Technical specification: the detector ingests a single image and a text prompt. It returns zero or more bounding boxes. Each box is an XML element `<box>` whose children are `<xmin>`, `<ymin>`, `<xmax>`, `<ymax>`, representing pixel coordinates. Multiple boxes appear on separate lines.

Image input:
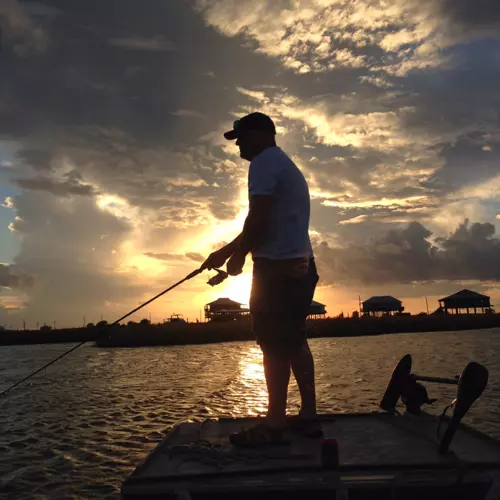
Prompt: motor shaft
<box><xmin>412</xmin><ymin>374</ymin><xmax>459</xmax><ymax>385</ymax></box>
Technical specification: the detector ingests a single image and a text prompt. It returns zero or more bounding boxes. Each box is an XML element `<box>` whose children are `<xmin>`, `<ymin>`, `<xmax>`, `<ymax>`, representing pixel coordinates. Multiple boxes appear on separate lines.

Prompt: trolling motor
<box><xmin>380</xmin><ymin>354</ymin><xmax>489</xmax><ymax>454</ymax></box>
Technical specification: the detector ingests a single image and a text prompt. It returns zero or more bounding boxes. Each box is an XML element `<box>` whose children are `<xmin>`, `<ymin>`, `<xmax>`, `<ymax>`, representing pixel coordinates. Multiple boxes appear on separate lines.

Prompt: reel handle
<box><xmin>207</xmin><ymin>268</ymin><xmax>229</xmax><ymax>287</ymax></box>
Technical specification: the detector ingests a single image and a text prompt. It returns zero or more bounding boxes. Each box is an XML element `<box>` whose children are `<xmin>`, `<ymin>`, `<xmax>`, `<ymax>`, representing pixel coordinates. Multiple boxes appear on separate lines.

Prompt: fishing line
<box><xmin>0</xmin><ymin>267</ymin><xmax>229</xmax><ymax>398</ymax></box>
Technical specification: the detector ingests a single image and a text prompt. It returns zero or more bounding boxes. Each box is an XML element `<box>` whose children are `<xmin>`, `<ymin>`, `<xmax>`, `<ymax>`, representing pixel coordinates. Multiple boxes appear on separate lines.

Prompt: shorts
<box><xmin>249</xmin><ymin>256</ymin><xmax>319</xmax><ymax>355</ymax></box>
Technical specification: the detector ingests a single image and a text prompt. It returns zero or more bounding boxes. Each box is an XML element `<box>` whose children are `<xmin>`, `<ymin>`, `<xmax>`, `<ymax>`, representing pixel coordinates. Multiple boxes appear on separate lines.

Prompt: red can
<box><xmin>321</xmin><ymin>437</ymin><xmax>340</xmax><ymax>470</ymax></box>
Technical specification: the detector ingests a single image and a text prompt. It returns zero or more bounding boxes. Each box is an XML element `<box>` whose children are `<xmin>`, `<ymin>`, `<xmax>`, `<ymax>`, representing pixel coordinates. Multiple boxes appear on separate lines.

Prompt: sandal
<box><xmin>288</xmin><ymin>416</ymin><xmax>323</xmax><ymax>438</ymax></box>
<box><xmin>229</xmin><ymin>422</ymin><xmax>291</xmax><ymax>447</ymax></box>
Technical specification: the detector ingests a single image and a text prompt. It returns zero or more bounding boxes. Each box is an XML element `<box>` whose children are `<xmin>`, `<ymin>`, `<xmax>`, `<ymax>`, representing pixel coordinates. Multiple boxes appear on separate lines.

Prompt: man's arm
<box><xmin>236</xmin><ymin>195</ymin><xmax>274</xmax><ymax>255</ymax></box>
<box><xmin>220</xmin><ymin>232</ymin><xmax>242</xmax><ymax>256</ymax></box>
<box><xmin>202</xmin><ymin>196</ymin><xmax>272</xmax><ymax>272</ymax></box>
<box><xmin>218</xmin><ymin>196</ymin><xmax>274</xmax><ymax>258</ymax></box>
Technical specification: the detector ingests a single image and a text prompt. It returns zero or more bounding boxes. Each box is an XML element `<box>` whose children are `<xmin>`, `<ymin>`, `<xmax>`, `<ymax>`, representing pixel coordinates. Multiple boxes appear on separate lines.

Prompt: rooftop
<box><xmin>439</xmin><ymin>289</ymin><xmax>490</xmax><ymax>301</ymax></box>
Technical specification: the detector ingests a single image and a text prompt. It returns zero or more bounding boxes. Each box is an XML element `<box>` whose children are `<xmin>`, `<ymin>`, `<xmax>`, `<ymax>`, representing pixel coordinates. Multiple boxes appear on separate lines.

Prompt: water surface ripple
<box><xmin>1</xmin><ymin>329</ymin><xmax>500</xmax><ymax>499</ymax></box>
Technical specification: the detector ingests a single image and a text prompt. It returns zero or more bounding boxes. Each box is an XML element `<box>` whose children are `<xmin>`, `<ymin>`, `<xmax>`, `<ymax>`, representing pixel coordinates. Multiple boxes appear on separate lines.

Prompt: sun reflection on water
<box><xmin>235</xmin><ymin>346</ymin><xmax>268</xmax><ymax>417</ymax></box>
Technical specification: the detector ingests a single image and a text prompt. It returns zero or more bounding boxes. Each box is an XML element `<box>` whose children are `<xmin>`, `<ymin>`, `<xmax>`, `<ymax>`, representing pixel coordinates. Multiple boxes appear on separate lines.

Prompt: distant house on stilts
<box><xmin>309</xmin><ymin>300</ymin><xmax>327</xmax><ymax>319</ymax></box>
<box><xmin>435</xmin><ymin>289</ymin><xmax>493</xmax><ymax>315</ymax></box>
<box><xmin>204</xmin><ymin>298</ymin><xmax>327</xmax><ymax>322</ymax></box>
<box><xmin>362</xmin><ymin>296</ymin><xmax>404</xmax><ymax>317</ymax></box>
<box><xmin>204</xmin><ymin>298</ymin><xmax>250</xmax><ymax>322</ymax></box>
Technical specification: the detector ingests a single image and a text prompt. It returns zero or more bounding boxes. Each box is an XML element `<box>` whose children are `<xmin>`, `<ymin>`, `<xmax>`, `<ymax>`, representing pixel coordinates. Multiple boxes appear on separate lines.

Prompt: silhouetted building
<box><xmin>205</xmin><ymin>298</ymin><xmax>250</xmax><ymax>322</ymax></box>
<box><xmin>309</xmin><ymin>300</ymin><xmax>327</xmax><ymax>319</ymax></box>
<box><xmin>362</xmin><ymin>296</ymin><xmax>404</xmax><ymax>317</ymax></box>
<box><xmin>205</xmin><ymin>297</ymin><xmax>327</xmax><ymax>322</ymax></box>
<box><xmin>438</xmin><ymin>289</ymin><xmax>492</xmax><ymax>315</ymax></box>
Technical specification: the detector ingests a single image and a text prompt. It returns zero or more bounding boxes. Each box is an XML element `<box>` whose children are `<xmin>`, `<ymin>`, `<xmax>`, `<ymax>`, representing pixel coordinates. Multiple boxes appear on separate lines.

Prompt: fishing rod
<box><xmin>0</xmin><ymin>267</ymin><xmax>229</xmax><ymax>398</ymax></box>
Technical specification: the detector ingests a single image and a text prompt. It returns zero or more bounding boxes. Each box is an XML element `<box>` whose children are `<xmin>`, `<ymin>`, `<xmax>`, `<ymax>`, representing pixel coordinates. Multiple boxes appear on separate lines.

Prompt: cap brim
<box><xmin>223</xmin><ymin>130</ymin><xmax>238</xmax><ymax>140</ymax></box>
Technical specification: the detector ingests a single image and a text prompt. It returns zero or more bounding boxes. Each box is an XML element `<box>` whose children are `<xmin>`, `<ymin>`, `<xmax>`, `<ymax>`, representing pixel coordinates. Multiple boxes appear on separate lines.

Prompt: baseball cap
<box><xmin>224</xmin><ymin>112</ymin><xmax>276</xmax><ymax>140</ymax></box>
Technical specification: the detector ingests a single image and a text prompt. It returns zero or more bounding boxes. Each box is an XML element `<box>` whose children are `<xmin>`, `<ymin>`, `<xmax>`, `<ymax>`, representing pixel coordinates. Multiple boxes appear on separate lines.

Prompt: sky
<box><xmin>1</xmin><ymin>0</ymin><xmax>500</xmax><ymax>329</ymax></box>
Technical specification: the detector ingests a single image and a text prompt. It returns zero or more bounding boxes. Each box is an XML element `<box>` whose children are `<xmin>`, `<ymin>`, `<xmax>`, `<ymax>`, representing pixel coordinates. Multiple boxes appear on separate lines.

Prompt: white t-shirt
<box><xmin>248</xmin><ymin>146</ymin><xmax>313</xmax><ymax>260</ymax></box>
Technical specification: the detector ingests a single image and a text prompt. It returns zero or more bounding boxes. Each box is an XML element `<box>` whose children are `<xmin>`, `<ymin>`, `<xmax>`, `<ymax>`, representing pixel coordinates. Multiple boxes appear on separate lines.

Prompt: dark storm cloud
<box><xmin>314</xmin><ymin>220</ymin><xmax>500</xmax><ymax>286</ymax></box>
<box><xmin>1</xmin><ymin>0</ymin><xmax>282</xmax><ymax>220</ymax></box>
<box><xmin>15</xmin><ymin>176</ymin><xmax>96</xmax><ymax>196</ymax></box>
<box><xmin>432</xmin><ymin>0</ymin><xmax>500</xmax><ymax>35</ymax></box>
<box><xmin>1</xmin><ymin>0</ymin><xmax>281</xmax><ymax>138</ymax></box>
<box><xmin>0</xmin><ymin>0</ymin><xmax>57</xmax><ymax>57</ymax></box>
<box><xmin>108</xmin><ymin>35</ymin><xmax>176</xmax><ymax>51</ymax></box>
<box><xmin>0</xmin><ymin>263</ymin><xmax>34</xmax><ymax>288</ymax></box>
<box><xmin>422</xmin><ymin>134</ymin><xmax>500</xmax><ymax>193</ymax></box>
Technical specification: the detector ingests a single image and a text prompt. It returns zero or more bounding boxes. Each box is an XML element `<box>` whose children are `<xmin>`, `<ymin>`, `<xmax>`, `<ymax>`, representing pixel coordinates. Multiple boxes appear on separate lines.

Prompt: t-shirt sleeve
<box><xmin>248</xmin><ymin>155</ymin><xmax>278</xmax><ymax>196</ymax></box>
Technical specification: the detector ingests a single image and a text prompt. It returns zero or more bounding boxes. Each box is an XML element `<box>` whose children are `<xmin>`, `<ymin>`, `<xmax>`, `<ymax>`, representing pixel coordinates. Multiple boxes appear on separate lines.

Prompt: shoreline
<box><xmin>1</xmin><ymin>314</ymin><xmax>499</xmax><ymax>347</ymax></box>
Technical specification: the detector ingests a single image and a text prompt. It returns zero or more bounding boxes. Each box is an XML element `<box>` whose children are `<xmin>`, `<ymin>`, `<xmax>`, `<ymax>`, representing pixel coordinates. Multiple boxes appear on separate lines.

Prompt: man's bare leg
<box><xmin>290</xmin><ymin>341</ymin><xmax>317</xmax><ymax>419</ymax></box>
<box><xmin>263</xmin><ymin>350</ymin><xmax>291</xmax><ymax>429</ymax></box>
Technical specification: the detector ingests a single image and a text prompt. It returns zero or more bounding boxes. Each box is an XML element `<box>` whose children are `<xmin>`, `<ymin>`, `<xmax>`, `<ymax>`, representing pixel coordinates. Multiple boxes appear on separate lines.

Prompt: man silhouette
<box><xmin>202</xmin><ymin>112</ymin><xmax>321</xmax><ymax>446</ymax></box>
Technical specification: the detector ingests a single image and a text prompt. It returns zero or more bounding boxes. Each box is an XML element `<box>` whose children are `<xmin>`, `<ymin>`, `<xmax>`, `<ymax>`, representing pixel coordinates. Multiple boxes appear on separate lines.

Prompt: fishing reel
<box><xmin>380</xmin><ymin>354</ymin><xmax>489</xmax><ymax>454</ymax></box>
<box><xmin>207</xmin><ymin>268</ymin><xmax>229</xmax><ymax>287</ymax></box>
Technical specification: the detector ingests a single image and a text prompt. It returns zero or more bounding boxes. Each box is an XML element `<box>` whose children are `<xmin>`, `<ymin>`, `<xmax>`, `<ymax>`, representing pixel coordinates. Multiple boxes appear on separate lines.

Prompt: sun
<box><xmin>219</xmin><ymin>272</ymin><xmax>252</xmax><ymax>306</ymax></box>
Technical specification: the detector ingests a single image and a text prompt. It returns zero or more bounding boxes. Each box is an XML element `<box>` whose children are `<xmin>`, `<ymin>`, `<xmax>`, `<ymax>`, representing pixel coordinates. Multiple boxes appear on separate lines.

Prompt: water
<box><xmin>1</xmin><ymin>329</ymin><xmax>500</xmax><ymax>499</ymax></box>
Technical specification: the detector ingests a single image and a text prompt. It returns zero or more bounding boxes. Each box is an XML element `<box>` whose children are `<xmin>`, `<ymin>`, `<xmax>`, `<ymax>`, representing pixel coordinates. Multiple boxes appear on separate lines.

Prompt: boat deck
<box><xmin>121</xmin><ymin>412</ymin><xmax>500</xmax><ymax>499</ymax></box>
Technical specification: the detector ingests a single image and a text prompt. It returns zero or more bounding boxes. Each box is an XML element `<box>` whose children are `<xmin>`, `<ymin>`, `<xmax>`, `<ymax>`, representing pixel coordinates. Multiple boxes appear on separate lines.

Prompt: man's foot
<box><xmin>288</xmin><ymin>415</ymin><xmax>323</xmax><ymax>438</ymax></box>
<box><xmin>229</xmin><ymin>421</ymin><xmax>291</xmax><ymax>447</ymax></box>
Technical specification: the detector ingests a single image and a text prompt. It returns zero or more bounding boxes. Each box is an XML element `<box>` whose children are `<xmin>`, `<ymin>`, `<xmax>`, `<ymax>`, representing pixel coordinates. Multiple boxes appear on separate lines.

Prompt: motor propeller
<box><xmin>438</xmin><ymin>361</ymin><xmax>489</xmax><ymax>454</ymax></box>
<box><xmin>380</xmin><ymin>354</ymin><xmax>489</xmax><ymax>454</ymax></box>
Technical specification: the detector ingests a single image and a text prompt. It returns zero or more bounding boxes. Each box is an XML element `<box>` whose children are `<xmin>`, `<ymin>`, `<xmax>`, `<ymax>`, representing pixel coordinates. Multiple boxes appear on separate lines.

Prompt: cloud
<box><xmin>0</xmin><ymin>0</ymin><xmax>54</xmax><ymax>56</ymax></box>
<box><xmin>15</xmin><ymin>176</ymin><xmax>96</xmax><ymax>196</ymax></box>
<box><xmin>0</xmin><ymin>303</ymin><xmax>8</xmax><ymax>325</ymax></box>
<box><xmin>339</xmin><ymin>215</ymin><xmax>369</xmax><ymax>225</ymax></box>
<box><xmin>429</xmin><ymin>0</ymin><xmax>500</xmax><ymax>38</ymax></box>
<box><xmin>0</xmin><ymin>0</ymin><xmax>285</xmax><ymax>326</ymax></box>
<box><xmin>144</xmin><ymin>251</ymin><xmax>205</xmax><ymax>263</ymax></box>
<box><xmin>0</xmin><ymin>263</ymin><xmax>34</xmax><ymax>289</ymax></box>
<box><xmin>170</xmin><ymin>109</ymin><xmax>206</xmax><ymax>118</ymax></box>
<box><xmin>315</xmin><ymin>219</ymin><xmax>500</xmax><ymax>286</ymax></box>
<box><xmin>1</xmin><ymin>0</ymin><xmax>500</xmax><ymax>324</ymax></box>
<box><xmin>108</xmin><ymin>35</ymin><xmax>176</xmax><ymax>51</ymax></box>
<box><xmin>1</xmin><ymin>197</ymin><xmax>14</xmax><ymax>208</ymax></box>
<box><xmin>185</xmin><ymin>252</ymin><xmax>205</xmax><ymax>262</ymax></box>
<box><xmin>198</xmin><ymin>0</ymin><xmax>500</xmax><ymax>80</ymax></box>
<box><xmin>4</xmin><ymin>190</ymin><xmax>154</xmax><ymax>323</ymax></box>
<box><xmin>197</xmin><ymin>0</ymin><xmax>444</xmax><ymax>75</ymax></box>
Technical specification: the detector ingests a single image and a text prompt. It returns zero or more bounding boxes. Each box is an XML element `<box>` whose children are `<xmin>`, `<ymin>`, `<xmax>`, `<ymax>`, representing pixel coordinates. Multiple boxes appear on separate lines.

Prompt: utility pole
<box><xmin>358</xmin><ymin>295</ymin><xmax>362</xmax><ymax>314</ymax></box>
<box><xmin>83</xmin><ymin>315</ymin><xmax>86</xmax><ymax>327</ymax></box>
<box><xmin>425</xmin><ymin>297</ymin><xmax>429</xmax><ymax>315</ymax></box>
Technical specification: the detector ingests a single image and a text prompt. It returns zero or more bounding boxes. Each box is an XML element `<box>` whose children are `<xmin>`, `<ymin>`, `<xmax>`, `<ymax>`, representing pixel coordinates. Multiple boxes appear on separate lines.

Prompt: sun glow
<box><xmin>96</xmin><ymin>194</ymin><xmax>139</xmax><ymax>220</ymax></box>
<box><xmin>118</xmin><ymin>246</ymin><xmax>167</xmax><ymax>275</ymax></box>
<box><xmin>218</xmin><ymin>272</ymin><xmax>252</xmax><ymax>306</ymax></box>
<box><xmin>177</xmin><ymin>186</ymin><xmax>249</xmax><ymax>256</ymax></box>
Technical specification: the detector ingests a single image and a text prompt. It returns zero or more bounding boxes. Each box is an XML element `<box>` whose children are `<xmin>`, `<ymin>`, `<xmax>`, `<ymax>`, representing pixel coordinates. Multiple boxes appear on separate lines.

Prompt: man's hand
<box><xmin>201</xmin><ymin>247</ymin><xmax>231</xmax><ymax>271</ymax></box>
<box><xmin>226</xmin><ymin>251</ymin><xmax>246</xmax><ymax>276</ymax></box>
